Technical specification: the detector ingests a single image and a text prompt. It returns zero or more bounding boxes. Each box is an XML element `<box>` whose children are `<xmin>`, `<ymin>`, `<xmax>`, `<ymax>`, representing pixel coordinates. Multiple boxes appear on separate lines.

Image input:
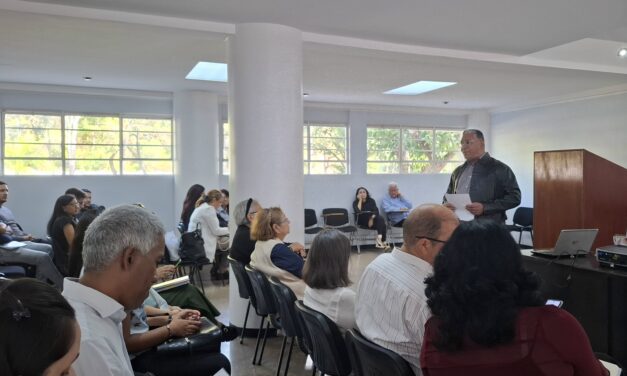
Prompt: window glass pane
<box><xmin>123</xmin><ymin>118</ymin><xmax>171</xmax><ymax>133</ymax></box>
<box><xmin>401</xmin><ymin>162</ymin><xmax>432</xmax><ymax>174</ymax></box>
<box><xmin>303</xmin><ymin>124</ymin><xmax>348</xmax><ymax>175</ymax></box>
<box><xmin>4</xmin><ymin>159</ymin><xmax>62</xmax><ymax>175</ymax></box>
<box><xmin>123</xmin><ymin>160</ymin><xmax>173</xmax><ymax>175</ymax></box>
<box><xmin>402</xmin><ymin>128</ymin><xmax>433</xmax><ymax>162</ymax></box>
<box><xmin>124</xmin><ymin>145</ymin><xmax>171</xmax><ymax>160</ymax></box>
<box><xmin>5</xmin><ymin>143</ymin><xmax>62</xmax><ymax>158</ymax></box>
<box><xmin>435</xmin><ymin>130</ymin><xmax>463</xmax><ymax>161</ymax></box>
<box><xmin>367</xmin><ymin>162</ymin><xmax>399</xmax><ymax>174</ymax></box>
<box><xmin>65</xmin><ymin>160</ymin><xmax>120</xmax><ymax>175</ymax></box>
<box><xmin>367</xmin><ymin>127</ymin><xmax>400</xmax><ymax>161</ymax></box>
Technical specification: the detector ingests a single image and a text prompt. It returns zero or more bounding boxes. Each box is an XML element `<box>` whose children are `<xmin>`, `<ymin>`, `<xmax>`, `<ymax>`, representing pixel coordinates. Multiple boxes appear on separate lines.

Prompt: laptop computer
<box><xmin>531</xmin><ymin>229</ymin><xmax>599</xmax><ymax>257</ymax></box>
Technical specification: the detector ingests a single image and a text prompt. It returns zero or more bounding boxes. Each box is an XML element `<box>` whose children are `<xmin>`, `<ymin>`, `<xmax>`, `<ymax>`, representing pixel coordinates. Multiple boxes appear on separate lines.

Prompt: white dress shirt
<box><xmin>304</xmin><ymin>286</ymin><xmax>356</xmax><ymax>330</ymax></box>
<box><xmin>355</xmin><ymin>248</ymin><xmax>432</xmax><ymax>376</ymax></box>
<box><xmin>62</xmin><ymin>278</ymin><xmax>134</xmax><ymax>376</ymax></box>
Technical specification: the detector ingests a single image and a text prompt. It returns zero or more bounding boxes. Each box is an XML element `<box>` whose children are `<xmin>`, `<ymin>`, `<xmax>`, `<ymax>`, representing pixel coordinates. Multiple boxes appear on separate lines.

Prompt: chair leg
<box><xmin>276</xmin><ymin>336</ymin><xmax>288</xmax><ymax>376</ymax></box>
<box><xmin>252</xmin><ymin>316</ymin><xmax>265</xmax><ymax>364</ymax></box>
<box><xmin>240</xmin><ymin>300</ymin><xmax>251</xmax><ymax>344</ymax></box>
<box><xmin>518</xmin><ymin>230</ymin><xmax>523</xmax><ymax>245</ymax></box>
<box><xmin>257</xmin><ymin>320</ymin><xmax>271</xmax><ymax>365</ymax></box>
<box><xmin>196</xmin><ymin>265</ymin><xmax>205</xmax><ymax>295</ymax></box>
<box><xmin>283</xmin><ymin>336</ymin><xmax>295</xmax><ymax>376</ymax></box>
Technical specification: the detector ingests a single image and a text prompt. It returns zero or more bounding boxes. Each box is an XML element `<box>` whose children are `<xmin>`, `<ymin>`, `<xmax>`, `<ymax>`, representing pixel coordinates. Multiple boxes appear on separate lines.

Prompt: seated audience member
<box><xmin>179</xmin><ymin>184</ymin><xmax>205</xmax><ymax>233</ymax></box>
<box><xmin>0</xmin><ymin>278</ymin><xmax>81</xmax><ymax>376</ymax></box>
<box><xmin>188</xmin><ymin>189</ymin><xmax>229</xmax><ymax>262</ymax></box>
<box><xmin>124</xmin><ymin>300</ymin><xmax>230</xmax><ymax>375</ymax></box>
<box><xmin>47</xmin><ymin>195</ymin><xmax>79</xmax><ymax>276</ymax></box>
<box><xmin>62</xmin><ymin>204</ymin><xmax>167</xmax><ymax>375</ymax></box>
<box><xmin>149</xmin><ymin>265</ymin><xmax>237</xmax><ymax>340</ymax></box>
<box><xmin>68</xmin><ymin>209</ymin><xmax>100</xmax><ymax>278</ymax></box>
<box><xmin>420</xmin><ymin>221</ymin><xmax>609</xmax><ymax>376</ymax></box>
<box><xmin>216</xmin><ymin>188</ymin><xmax>229</xmax><ymax>227</ymax></box>
<box><xmin>81</xmin><ymin>188</ymin><xmax>105</xmax><ymax>214</ymax></box>
<box><xmin>0</xmin><ymin>224</ymin><xmax>63</xmax><ymax>288</ymax></box>
<box><xmin>250</xmin><ymin>207</ymin><xmax>307</xmax><ymax>298</ymax></box>
<box><xmin>0</xmin><ymin>181</ymin><xmax>54</xmax><ymax>254</ymax></box>
<box><xmin>355</xmin><ymin>204</ymin><xmax>459</xmax><ymax>375</ymax></box>
<box><xmin>303</xmin><ymin>229</ymin><xmax>356</xmax><ymax>330</ymax></box>
<box><xmin>382</xmin><ymin>182</ymin><xmax>413</xmax><ymax>227</ymax></box>
<box><xmin>353</xmin><ymin>186</ymin><xmax>388</xmax><ymax>249</ymax></box>
<box><xmin>230</xmin><ymin>198</ymin><xmax>261</xmax><ymax>265</ymax></box>
<box><xmin>65</xmin><ymin>188</ymin><xmax>86</xmax><ymax>220</ymax></box>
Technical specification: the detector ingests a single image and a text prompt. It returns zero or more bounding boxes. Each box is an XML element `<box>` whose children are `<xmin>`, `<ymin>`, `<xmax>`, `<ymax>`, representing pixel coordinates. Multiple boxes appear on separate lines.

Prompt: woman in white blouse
<box><xmin>188</xmin><ymin>189</ymin><xmax>229</xmax><ymax>262</ymax></box>
<box><xmin>302</xmin><ymin>228</ymin><xmax>356</xmax><ymax>330</ymax></box>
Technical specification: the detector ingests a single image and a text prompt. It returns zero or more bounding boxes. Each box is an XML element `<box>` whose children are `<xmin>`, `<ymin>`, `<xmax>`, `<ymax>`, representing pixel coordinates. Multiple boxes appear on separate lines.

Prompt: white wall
<box><xmin>492</xmin><ymin>92</ymin><xmax>627</xmax><ymax>223</ymax></box>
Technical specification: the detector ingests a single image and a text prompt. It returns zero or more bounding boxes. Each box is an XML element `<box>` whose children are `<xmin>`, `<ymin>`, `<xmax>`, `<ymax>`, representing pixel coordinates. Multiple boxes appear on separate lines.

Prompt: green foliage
<box><xmin>304</xmin><ymin>124</ymin><xmax>347</xmax><ymax>174</ymax></box>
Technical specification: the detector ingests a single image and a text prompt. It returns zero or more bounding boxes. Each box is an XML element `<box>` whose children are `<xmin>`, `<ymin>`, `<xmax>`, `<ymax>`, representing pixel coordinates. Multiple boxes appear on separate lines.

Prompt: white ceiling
<box><xmin>0</xmin><ymin>0</ymin><xmax>626</xmax><ymax>111</ymax></box>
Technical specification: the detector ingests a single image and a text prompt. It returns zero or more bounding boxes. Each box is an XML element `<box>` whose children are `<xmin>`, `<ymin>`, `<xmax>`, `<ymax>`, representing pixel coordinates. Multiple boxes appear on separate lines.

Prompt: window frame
<box><xmin>1</xmin><ymin>110</ymin><xmax>174</xmax><ymax>176</ymax></box>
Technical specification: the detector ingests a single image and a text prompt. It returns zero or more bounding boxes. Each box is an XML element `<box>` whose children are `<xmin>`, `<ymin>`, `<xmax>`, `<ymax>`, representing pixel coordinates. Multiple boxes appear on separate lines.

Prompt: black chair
<box><xmin>295</xmin><ymin>300</ymin><xmax>352</xmax><ymax>376</ymax></box>
<box><xmin>245</xmin><ymin>265</ymin><xmax>280</xmax><ymax>366</ymax></box>
<box><xmin>269</xmin><ymin>277</ymin><xmax>312</xmax><ymax>376</ymax></box>
<box><xmin>345</xmin><ymin>329</ymin><xmax>415</xmax><ymax>376</ymax></box>
<box><xmin>227</xmin><ymin>255</ymin><xmax>257</xmax><ymax>344</ymax></box>
<box><xmin>175</xmin><ymin>257</ymin><xmax>210</xmax><ymax>294</ymax></box>
<box><xmin>321</xmin><ymin>208</ymin><xmax>357</xmax><ymax>247</ymax></box>
<box><xmin>305</xmin><ymin>209</ymin><xmax>324</xmax><ymax>235</ymax></box>
<box><xmin>506</xmin><ymin>207</ymin><xmax>533</xmax><ymax>247</ymax></box>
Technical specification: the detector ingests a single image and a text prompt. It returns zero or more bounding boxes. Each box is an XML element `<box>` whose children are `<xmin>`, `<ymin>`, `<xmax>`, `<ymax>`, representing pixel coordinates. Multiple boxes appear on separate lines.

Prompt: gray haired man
<box><xmin>63</xmin><ymin>205</ymin><xmax>165</xmax><ymax>376</ymax></box>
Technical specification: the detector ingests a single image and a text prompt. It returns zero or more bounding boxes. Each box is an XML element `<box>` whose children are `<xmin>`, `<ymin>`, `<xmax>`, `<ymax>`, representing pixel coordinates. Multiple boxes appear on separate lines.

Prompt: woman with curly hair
<box><xmin>420</xmin><ymin>220</ymin><xmax>608</xmax><ymax>376</ymax></box>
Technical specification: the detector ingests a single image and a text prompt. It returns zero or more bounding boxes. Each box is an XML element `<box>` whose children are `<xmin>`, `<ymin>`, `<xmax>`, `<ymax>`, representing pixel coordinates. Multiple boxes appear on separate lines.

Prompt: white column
<box><xmin>468</xmin><ymin>110</ymin><xmax>491</xmax><ymax>153</ymax></box>
<box><xmin>173</xmin><ymin>91</ymin><xmax>220</xmax><ymax>228</ymax></box>
<box><xmin>227</xmin><ymin>23</ymin><xmax>304</xmax><ymax>329</ymax></box>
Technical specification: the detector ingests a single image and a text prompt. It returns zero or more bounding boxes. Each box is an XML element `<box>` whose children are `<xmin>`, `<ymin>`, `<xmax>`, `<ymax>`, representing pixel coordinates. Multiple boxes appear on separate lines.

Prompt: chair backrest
<box><xmin>295</xmin><ymin>300</ymin><xmax>352</xmax><ymax>376</ymax></box>
<box><xmin>227</xmin><ymin>256</ymin><xmax>253</xmax><ymax>301</ymax></box>
<box><xmin>304</xmin><ymin>208</ymin><xmax>319</xmax><ymax>228</ymax></box>
<box><xmin>322</xmin><ymin>208</ymin><xmax>350</xmax><ymax>227</ymax></box>
<box><xmin>245</xmin><ymin>265</ymin><xmax>278</xmax><ymax>317</ymax></box>
<box><xmin>268</xmin><ymin>276</ymin><xmax>303</xmax><ymax>339</ymax></box>
<box><xmin>345</xmin><ymin>329</ymin><xmax>415</xmax><ymax>376</ymax></box>
<box><xmin>513</xmin><ymin>207</ymin><xmax>533</xmax><ymax>227</ymax></box>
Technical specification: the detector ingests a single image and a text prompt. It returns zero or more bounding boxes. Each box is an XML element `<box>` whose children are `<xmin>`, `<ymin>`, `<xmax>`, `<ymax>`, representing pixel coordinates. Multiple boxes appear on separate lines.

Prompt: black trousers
<box><xmin>131</xmin><ymin>348</ymin><xmax>231</xmax><ymax>376</ymax></box>
<box><xmin>357</xmin><ymin>215</ymin><xmax>387</xmax><ymax>241</ymax></box>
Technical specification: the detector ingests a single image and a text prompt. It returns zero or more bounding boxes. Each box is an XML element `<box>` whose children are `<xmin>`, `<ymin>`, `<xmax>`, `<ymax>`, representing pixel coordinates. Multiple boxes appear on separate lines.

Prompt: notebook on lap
<box><xmin>531</xmin><ymin>229</ymin><xmax>598</xmax><ymax>257</ymax></box>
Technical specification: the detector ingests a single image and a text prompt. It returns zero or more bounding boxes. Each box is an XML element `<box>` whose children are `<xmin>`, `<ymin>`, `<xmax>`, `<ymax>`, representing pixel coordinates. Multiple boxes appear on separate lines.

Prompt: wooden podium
<box><xmin>534</xmin><ymin>149</ymin><xmax>627</xmax><ymax>250</ymax></box>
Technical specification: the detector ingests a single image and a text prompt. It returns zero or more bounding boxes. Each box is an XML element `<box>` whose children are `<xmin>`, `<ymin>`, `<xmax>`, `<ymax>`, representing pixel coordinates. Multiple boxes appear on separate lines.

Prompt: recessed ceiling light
<box><xmin>303</xmin><ymin>93</ymin><xmax>309</xmax><ymax>97</ymax></box>
<box><xmin>83</xmin><ymin>76</ymin><xmax>92</xmax><ymax>81</ymax></box>
<box><xmin>618</xmin><ymin>48</ymin><xmax>627</xmax><ymax>58</ymax></box>
<box><xmin>384</xmin><ymin>80</ymin><xmax>457</xmax><ymax>95</ymax></box>
<box><xmin>186</xmin><ymin>62</ymin><xmax>228</xmax><ymax>82</ymax></box>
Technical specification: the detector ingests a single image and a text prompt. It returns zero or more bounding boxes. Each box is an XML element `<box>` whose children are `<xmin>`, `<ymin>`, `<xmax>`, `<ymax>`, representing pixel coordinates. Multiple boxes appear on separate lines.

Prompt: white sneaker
<box><xmin>375</xmin><ymin>238</ymin><xmax>386</xmax><ymax>248</ymax></box>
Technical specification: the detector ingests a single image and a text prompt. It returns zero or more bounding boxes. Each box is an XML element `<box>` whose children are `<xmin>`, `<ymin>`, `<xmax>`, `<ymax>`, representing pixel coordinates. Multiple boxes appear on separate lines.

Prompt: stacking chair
<box><xmin>506</xmin><ymin>207</ymin><xmax>534</xmax><ymax>247</ymax></box>
<box><xmin>175</xmin><ymin>257</ymin><xmax>210</xmax><ymax>294</ymax></box>
<box><xmin>305</xmin><ymin>209</ymin><xmax>324</xmax><ymax>235</ymax></box>
<box><xmin>295</xmin><ymin>300</ymin><xmax>352</xmax><ymax>376</ymax></box>
<box><xmin>345</xmin><ymin>329</ymin><xmax>415</xmax><ymax>376</ymax></box>
<box><xmin>321</xmin><ymin>208</ymin><xmax>357</xmax><ymax>250</ymax></box>
<box><xmin>227</xmin><ymin>255</ymin><xmax>257</xmax><ymax>344</ymax></box>
<box><xmin>269</xmin><ymin>277</ymin><xmax>310</xmax><ymax>376</ymax></box>
<box><xmin>245</xmin><ymin>265</ymin><xmax>280</xmax><ymax>366</ymax></box>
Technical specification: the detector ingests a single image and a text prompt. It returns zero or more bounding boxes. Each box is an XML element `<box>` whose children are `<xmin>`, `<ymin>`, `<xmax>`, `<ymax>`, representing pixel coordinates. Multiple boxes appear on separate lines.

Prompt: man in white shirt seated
<box><xmin>62</xmin><ymin>204</ymin><xmax>166</xmax><ymax>376</ymax></box>
<box><xmin>355</xmin><ymin>204</ymin><xmax>459</xmax><ymax>375</ymax></box>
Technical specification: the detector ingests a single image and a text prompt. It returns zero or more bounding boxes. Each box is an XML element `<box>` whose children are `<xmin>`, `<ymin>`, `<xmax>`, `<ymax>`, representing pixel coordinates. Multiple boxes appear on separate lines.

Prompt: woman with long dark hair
<box><xmin>47</xmin><ymin>194</ymin><xmax>80</xmax><ymax>276</ymax></box>
<box><xmin>179</xmin><ymin>184</ymin><xmax>205</xmax><ymax>232</ymax></box>
<box><xmin>352</xmin><ymin>186</ymin><xmax>387</xmax><ymax>248</ymax></box>
<box><xmin>420</xmin><ymin>220</ymin><xmax>608</xmax><ymax>376</ymax></box>
<box><xmin>0</xmin><ymin>278</ymin><xmax>80</xmax><ymax>376</ymax></box>
<box><xmin>67</xmin><ymin>209</ymin><xmax>100</xmax><ymax>278</ymax></box>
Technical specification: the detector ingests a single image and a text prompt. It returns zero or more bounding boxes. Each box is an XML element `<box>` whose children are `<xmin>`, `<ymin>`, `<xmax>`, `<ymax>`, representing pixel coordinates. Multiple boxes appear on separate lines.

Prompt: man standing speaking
<box><xmin>444</xmin><ymin>129</ymin><xmax>520</xmax><ymax>223</ymax></box>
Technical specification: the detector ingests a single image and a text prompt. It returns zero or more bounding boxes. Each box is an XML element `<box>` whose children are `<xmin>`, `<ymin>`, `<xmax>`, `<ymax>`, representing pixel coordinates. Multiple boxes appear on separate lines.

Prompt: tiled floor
<box><xmin>202</xmin><ymin>247</ymin><xmax>384</xmax><ymax>376</ymax></box>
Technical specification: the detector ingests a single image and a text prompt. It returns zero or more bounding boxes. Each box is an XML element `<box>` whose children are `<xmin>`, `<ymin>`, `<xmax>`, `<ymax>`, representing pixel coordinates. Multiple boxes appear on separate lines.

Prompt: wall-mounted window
<box><xmin>2</xmin><ymin>112</ymin><xmax>173</xmax><ymax>175</ymax></box>
<box><xmin>303</xmin><ymin>123</ymin><xmax>348</xmax><ymax>175</ymax></box>
<box><xmin>367</xmin><ymin>126</ymin><xmax>463</xmax><ymax>174</ymax></box>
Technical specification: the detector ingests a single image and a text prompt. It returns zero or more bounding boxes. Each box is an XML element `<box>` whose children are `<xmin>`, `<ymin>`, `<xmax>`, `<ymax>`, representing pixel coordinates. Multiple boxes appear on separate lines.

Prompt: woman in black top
<box><xmin>352</xmin><ymin>186</ymin><xmax>388</xmax><ymax>249</ymax></box>
<box><xmin>230</xmin><ymin>198</ymin><xmax>261</xmax><ymax>265</ymax></box>
<box><xmin>179</xmin><ymin>184</ymin><xmax>205</xmax><ymax>232</ymax></box>
<box><xmin>47</xmin><ymin>194</ymin><xmax>80</xmax><ymax>276</ymax></box>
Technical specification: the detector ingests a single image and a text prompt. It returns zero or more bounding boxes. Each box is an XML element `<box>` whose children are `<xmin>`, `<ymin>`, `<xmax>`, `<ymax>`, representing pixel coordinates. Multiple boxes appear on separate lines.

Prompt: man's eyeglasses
<box><xmin>415</xmin><ymin>236</ymin><xmax>447</xmax><ymax>244</ymax></box>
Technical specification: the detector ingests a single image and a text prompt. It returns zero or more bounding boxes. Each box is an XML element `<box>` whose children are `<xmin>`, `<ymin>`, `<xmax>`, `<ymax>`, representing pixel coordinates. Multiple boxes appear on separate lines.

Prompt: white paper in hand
<box><xmin>444</xmin><ymin>193</ymin><xmax>474</xmax><ymax>221</ymax></box>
